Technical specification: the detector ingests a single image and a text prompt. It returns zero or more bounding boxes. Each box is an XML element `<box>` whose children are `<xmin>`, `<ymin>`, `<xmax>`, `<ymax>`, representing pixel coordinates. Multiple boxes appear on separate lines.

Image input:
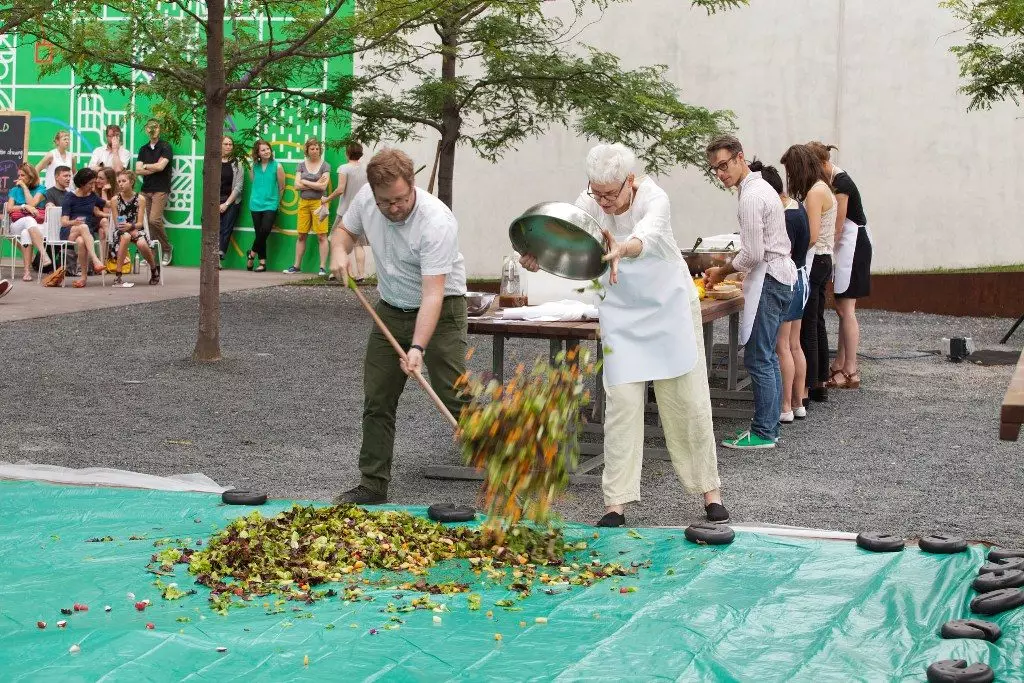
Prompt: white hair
<box><xmin>585</xmin><ymin>143</ymin><xmax>636</xmax><ymax>185</ymax></box>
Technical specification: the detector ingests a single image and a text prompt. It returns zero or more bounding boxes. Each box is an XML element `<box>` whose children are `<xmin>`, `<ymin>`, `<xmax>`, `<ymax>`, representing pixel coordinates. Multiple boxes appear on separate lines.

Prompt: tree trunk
<box><xmin>193</xmin><ymin>0</ymin><xmax>227</xmax><ymax>362</ymax></box>
<box><xmin>436</xmin><ymin>22</ymin><xmax>460</xmax><ymax>209</ymax></box>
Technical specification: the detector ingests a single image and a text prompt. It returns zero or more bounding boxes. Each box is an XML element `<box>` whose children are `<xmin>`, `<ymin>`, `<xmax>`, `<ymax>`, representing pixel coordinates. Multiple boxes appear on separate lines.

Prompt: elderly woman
<box><xmin>520</xmin><ymin>143</ymin><xmax>728</xmax><ymax>527</ymax></box>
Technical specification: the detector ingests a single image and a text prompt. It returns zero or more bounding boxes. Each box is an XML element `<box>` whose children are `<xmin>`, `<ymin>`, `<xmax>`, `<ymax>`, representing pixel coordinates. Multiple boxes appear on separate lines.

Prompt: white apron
<box><xmin>600</xmin><ymin>257</ymin><xmax>697</xmax><ymax>387</ymax></box>
<box><xmin>833</xmin><ymin>219</ymin><xmax>873</xmax><ymax>295</ymax></box>
<box><xmin>739</xmin><ymin>261</ymin><xmax>768</xmax><ymax>345</ymax></box>
<box><xmin>799</xmin><ymin>250</ymin><xmax>813</xmax><ymax>310</ymax></box>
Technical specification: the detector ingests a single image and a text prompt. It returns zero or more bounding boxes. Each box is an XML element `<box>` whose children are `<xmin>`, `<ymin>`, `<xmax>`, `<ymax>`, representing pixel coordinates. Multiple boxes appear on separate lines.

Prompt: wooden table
<box><xmin>1000</xmin><ymin>350</ymin><xmax>1024</xmax><ymax>441</ymax></box>
<box><xmin>423</xmin><ymin>297</ymin><xmax>747</xmax><ymax>483</ymax></box>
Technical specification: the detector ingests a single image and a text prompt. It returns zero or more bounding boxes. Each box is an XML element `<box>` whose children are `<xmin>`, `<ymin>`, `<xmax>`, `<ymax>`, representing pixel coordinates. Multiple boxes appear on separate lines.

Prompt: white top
<box><xmin>336</xmin><ymin>161</ymin><xmax>368</xmax><ymax>218</ymax></box>
<box><xmin>88</xmin><ymin>145</ymin><xmax>131</xmax><ymax>170</ymax></box>
<box><xmin>811</xmin><ymin>179</ymin><xmax>837</xmax><ymax>255</ymax></box>
<box><xmin>43</xmin><ymin>148</ymin><xmax>73</xmax><ymax>189</ymax></box>
<box><xmin>343</xmin><ymin>185</ymin><xmax>467</xmax><ymax>309</ymax></box>
<box><xmin>573</xmin><ymin>177</ymin><xmax>685</xmax><ymax>266</ymax></box>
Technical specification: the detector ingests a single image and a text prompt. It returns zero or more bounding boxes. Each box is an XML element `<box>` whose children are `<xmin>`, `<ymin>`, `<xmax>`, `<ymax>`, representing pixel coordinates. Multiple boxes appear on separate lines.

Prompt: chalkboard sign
<box><xmin>0</xmin><ymin>111</ymin><xmax>29</xmax><ymax>205</ymax></box>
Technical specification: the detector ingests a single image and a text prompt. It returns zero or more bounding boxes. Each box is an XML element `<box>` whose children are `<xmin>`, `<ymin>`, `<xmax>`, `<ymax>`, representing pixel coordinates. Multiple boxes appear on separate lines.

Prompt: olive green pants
<box><xmin>359</xmin><ymin>296</ymin><xmax>469</xmax><ymax>495</ymax></box>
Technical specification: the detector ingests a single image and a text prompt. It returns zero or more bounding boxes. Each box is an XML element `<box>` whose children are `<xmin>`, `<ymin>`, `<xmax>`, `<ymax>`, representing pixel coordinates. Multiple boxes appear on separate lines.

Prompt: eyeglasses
<box><xmin>587</xmin><ymin>177</ymin><xmax>627</xmax><ymax>203</ymax></box>
<box><xmin>709</xmin><ymin>153</ymin><xmax>739</xmax><ymax>175</ymax></box>
<box><xmin>374</xmin><ymin>187</ymin><xmax>415</xmax><ymax>210</ymax></box>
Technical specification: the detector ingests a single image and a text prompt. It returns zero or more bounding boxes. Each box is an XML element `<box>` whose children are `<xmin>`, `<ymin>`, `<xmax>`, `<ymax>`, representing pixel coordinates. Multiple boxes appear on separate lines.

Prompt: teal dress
<box><xmin>250</xmin><ymin>160</ymin><xmax>280</xmax><ymax>212</ymax></box>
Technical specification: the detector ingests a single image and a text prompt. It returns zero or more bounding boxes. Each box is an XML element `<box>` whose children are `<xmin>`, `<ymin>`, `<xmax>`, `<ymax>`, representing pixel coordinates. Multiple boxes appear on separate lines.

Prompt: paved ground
<box><xmin>0</xmin><ymin>265</ymin><xmax>296</xmax><ymax>323</ymax></box>
<box><xmin>1</xmin><ymin>284</ymin><xmax>1021</xmax><ymax>546</ymax></box>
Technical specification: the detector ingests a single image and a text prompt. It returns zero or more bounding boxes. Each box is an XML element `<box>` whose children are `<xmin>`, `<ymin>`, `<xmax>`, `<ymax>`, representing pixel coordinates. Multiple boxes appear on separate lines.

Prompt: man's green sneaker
<box><xmin>721</xmin><ymin>430</ymin><xmax>776</xmax><ymax>450</ymax></box>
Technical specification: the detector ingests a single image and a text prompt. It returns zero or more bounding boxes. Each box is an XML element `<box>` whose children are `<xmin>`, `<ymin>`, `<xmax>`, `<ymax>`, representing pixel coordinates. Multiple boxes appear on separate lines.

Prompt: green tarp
<box><xmin>0</xmin><ymin>480</ymin><xmax>1020</xmax><ymax>681</ymax></box>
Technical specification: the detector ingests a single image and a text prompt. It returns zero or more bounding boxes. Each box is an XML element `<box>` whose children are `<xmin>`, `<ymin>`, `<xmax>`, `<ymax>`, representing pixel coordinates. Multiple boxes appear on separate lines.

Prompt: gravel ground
<box><xmin>2</xmin><ymin>285</ymin><xmax>1021</xmax><ymax>546</ymax></box>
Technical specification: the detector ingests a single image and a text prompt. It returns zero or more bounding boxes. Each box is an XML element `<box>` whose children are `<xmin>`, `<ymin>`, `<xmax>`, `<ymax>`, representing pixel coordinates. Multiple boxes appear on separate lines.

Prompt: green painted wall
<box><xmin>2</xmin><ymin>7</ymin><xmax>352</xmax><ymax>273</ymax></box>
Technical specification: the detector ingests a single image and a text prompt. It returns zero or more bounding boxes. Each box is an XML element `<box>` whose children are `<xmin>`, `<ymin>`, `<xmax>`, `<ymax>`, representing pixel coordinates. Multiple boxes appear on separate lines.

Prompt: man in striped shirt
<box><xmin>704</xmin><ymin>135</ymin><xmax>795</xmax><ymax>450</ymax></box>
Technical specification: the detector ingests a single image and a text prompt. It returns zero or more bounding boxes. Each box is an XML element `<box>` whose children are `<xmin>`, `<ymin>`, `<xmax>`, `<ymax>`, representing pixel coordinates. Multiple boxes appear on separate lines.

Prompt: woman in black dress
<box><xmin>807</xmin><ymin>142</ymin><xmax>872</xmax><ymax>389</ymax></box>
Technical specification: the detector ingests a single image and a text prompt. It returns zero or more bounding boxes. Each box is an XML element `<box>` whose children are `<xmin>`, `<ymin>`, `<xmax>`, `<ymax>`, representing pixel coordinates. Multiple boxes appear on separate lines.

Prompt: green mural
<box><xmin>1</xmin><ymin>6</ymin><xmax>352</xmax><ymax>272</ymax></box>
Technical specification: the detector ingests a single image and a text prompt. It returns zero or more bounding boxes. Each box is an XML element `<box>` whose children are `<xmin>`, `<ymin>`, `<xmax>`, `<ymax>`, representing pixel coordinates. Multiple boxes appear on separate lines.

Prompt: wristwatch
<box><xmin>410</xmin><ymin>344</ymin><xmax>425</xmax><ymax>354</ymax></box>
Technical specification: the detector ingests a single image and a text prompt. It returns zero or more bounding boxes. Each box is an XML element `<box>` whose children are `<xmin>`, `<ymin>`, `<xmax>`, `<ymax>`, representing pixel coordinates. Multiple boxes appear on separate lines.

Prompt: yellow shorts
<box><xmin>296</xmin><ymin>197</ymin><xmax>328</xmax><ymax>235</ymax></box>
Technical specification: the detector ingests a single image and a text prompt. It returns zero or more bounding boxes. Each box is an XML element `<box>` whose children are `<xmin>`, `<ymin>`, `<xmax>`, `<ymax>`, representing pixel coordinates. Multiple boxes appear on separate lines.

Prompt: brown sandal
<box><xmin>824</xmin><ymin>368</ymin><xmax>845</xmax><ymax>388</ymax></box>
<box><xmin>828</xmin><ymin>370</ymin><xmax>861</xmax><ymax>389</ymax></box>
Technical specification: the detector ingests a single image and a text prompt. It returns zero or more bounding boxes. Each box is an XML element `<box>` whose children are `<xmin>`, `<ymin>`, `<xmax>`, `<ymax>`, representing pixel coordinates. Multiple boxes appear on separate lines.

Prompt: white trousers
<box><xmin>11</xmin><ymin>216</ymin><xmax>42</xmax><ymax>246</ymax></box>
<box><xmin>602</xmin><ymin>294</ymin><xmax>721</xmax><ymax>506</ymax></box>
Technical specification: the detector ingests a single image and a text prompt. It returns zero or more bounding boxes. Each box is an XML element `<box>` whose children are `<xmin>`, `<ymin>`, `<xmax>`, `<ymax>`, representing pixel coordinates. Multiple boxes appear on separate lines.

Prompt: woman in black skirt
<box><xmin>808</xmin><ymin>142</ymin><xmax>872</xmax><ymax>389</ymax></box>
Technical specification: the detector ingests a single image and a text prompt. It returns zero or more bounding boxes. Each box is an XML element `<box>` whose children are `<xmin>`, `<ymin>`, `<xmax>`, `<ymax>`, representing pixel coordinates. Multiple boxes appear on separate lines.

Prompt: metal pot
<box><xmin>508</xmin><ymin>202</ymin><xmax>608</xmax><ymax>280</ymax></box>
<box><xmin>681</xmin><ymin>249</ymin><xmax>738</xmax><ymax>276</ymax></box>
<box><xmin>465</xmin><ymin>291</ymin><xmax>496</xmax><ymax>317</ymax></box>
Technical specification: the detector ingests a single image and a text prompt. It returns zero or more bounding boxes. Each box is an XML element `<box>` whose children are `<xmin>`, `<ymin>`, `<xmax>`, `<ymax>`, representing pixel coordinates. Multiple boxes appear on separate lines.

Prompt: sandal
<box><xmin>246</xmin><ymin>251</ymin><xmax>255</xmax><ymax>271</ymax></box>
<box><xmin>254</xmin><ymin>261</ymin><xmax>266</xmax><ymax>272</ymax></box>
<box><xmin>22</xmin><ymin>272</ymin><xmax>32</xmax><ymax>282</ymax></box>
<box><xmin>828</xmin><ymin>370</ymin><xmax>861</xmax><ymax>389</ymax></box>
<box><xmin>824</xmin><ymin>368</ymin><xmax>845</xmax><ymax>388</ymax></box>
<box><xmin>92</xmin><ymin>263</ymin><xmax>105</xmax><ymax>275</ymax></box>
<box><xmin>72</xmin><ymin>279</ymin><xmax>87</xmax><ymax>288</ymax></box>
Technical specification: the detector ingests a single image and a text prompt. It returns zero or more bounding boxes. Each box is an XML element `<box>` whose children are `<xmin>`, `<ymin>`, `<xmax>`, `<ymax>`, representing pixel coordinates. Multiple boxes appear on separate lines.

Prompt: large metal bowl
<box><xmin>681</xmin><ymin>249</ymin><xmax>738</xmax><ymax>276</ymax></box>
<box><xmin>509</xmin><ymin>202</ymin><xmax>608</xmax><ymax>281</ymax></box>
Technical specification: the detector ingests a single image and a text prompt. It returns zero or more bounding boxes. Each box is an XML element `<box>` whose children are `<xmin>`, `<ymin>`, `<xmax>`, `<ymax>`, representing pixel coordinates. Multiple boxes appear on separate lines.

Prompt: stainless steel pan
<box><xmin>508</xmin><ymin>202</ymin><xmax>608</xmax><ymax>280</ymax></box>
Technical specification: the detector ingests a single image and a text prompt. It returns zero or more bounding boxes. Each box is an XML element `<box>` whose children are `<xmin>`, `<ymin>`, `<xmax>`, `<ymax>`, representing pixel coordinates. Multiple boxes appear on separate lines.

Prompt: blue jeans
<box><xmin>744</xmin><ymin>275</ymin><xmax>794</xmax><ymax>441</ymax></box>
<box><xmin>218</xmin><ymin>202</ymin><xmax>241</xmax><ymax>256</ymax></box>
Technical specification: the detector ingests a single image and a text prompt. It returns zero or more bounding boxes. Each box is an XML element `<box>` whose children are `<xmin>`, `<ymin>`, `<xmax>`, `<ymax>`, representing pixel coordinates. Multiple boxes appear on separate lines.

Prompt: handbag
<box><xmin>9</xmin><ymin>208</ymin><xmax>43</xmax><ymax>223</ymax></box>
<box><xmin>43</xmin><ymin>266</ymin><xmax>66</xmax><ymax>287</ymax></box>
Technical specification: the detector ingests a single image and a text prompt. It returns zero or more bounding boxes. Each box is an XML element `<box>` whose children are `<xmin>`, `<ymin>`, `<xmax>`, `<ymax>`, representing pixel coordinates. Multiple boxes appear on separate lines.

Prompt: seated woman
<box><xmin>95</xmin><ymin>166</ymin><xmax>117</xmax><ymax>248</ymax></box>
<box><xmin>112</xmin><ymin>170</ymin><xmax>160</xmax><ymax>285</ymax></box>
<box><xmin>60</xmin><ymin>167</ymin><xmax>108</xmax><ymax>288</ymax></box>
<box><xmin>5</xmin><ymin>163</ymin><xmax>53</xmax><ymax>281</ymax></box>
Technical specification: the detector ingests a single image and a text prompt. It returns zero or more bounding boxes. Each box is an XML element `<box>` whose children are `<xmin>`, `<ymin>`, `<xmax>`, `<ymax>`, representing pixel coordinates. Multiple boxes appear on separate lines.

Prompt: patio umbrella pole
<box><xmin>348</xmin><ymin>278</ymin><xmax>460</xmax><ymax>429</ymax></box>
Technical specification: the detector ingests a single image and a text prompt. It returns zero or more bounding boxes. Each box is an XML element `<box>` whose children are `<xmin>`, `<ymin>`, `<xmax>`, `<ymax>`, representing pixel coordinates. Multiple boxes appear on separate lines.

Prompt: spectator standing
<box><xmin>61</xmin><ymin>167</ymin><xmax>108</xmax><ymax>287</ymax></box>
<box><xmin>284</xmin><ymin>138</ymin><xmax>331</xmax><ymax>276</ymax></box>
<box><xmin>135</xmin><ymin>118</ymin><xmax>174</xmax><ymax>265</ymax></box>
<box><xmin>704</xmin><ymin>136</ymin><xmax>795</xmax><ymax>450</ymax></box>
<box><xmin>112</xmin><ymin>169</ymin><xmax>160</xmax><ymax>285</ymax></box>
<box><xmin>6</xmin><ymin>163</ymin><xmax>51</xmax><ymax>281</ymax></box>
<box><xmin>217</xmin><ymin>136</ymin><xmax>244</xmax><ymax>266</ymax></box>
<box><xmin>88</xmin><ymin>124</ymin><xmax>130</xmax><ymax>172</ymax></box>
<box><xmin>756</xmin><ymin>161</ymin><xmax>813</xmax><ymax>423</ymax></box>
<box><xmin>246</xmin><ymin>139</ymin><xmax>285</xmax><ymax>272</ymax></box>
<box><xmin>324</xmin><ymin>141</ymin><xmax>369</xmax><ymax>281</ymax></box>
<box><xmin>36</xmin><ymin>130</ymin><xmax>76</xmax><ymax>189</ymax></box>
<box><xmin>782</xmin><ymin>144</ymin><xmax>835</xmax><ymax>405</ymax></box>
<box><xmin>808</xmin><ymin>141</ymin><xmax>872</xmax><ymax>390</ymax></box>
<box><xmin>45</xmin><ymin>166</ymin><xmax>72</xmax><ymax>208</ymax></box>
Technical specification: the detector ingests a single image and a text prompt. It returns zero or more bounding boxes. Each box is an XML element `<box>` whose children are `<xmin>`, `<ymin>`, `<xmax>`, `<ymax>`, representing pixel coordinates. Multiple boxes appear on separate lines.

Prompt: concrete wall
<box><xmin>362</xmin><ymin>0</ymin><xmax>1024</xmax><ymax>277</ymax></box>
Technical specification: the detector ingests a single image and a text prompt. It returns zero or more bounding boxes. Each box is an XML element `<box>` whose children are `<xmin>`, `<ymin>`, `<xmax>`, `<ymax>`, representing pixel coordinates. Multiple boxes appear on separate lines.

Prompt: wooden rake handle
<box><xmin>348</xmin><ymin>278</ymin><xmax>459</xmax><ymax>429</ymax></box>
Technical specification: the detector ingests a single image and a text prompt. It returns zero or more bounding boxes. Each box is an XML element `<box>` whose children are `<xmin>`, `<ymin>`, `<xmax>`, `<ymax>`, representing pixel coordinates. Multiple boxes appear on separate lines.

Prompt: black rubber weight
<box><xmin>978</xmin><ymin>556</ymin><xmax>1024</xmax><ymax>574</ymax></box>
<box><xmin>926</xmin><ymin>659</ymin><xmax>994</xmax><ymax>683</ymax></box>
<box><xmin>221</xmin><ymin>489</ymin><xmax>268</xmax><ymax>506</ymax></box>
<box><xmin>856</xmin><ymin>532</ymin><xmax>905</xmax><ymax>552</ymax></box>
<box><xmin>973</xmin><ymin>569</ymin><xmax>1024</xmax><ymax>594</ymax></box>
<box><xmin>427</xmin><ymin>504</ymin><xmax>476</xmax><ymax>523</ymax></box>
<box><xmin>969</xmin><ymin>587</ymin><xmax>1024</xmax><ymax>616</ymax></box>
<box><xmin>919</xmin><ymin>534</ymin><xmax>968</xmax><ymax>554</ymax></box>
<box><xmin>940</xmin><ymin>619</ymin><xmax>1002</xmax><ymax>642</ymax></box>
<box><xmin>684</xmin><ymin>523</ymin><xmax>735</xmax><ymax>546</ymax></box>
<box><xmin>988</xmin><ymin>547</ymin><xmax>1024</xmax><ymax>561</ymax></box>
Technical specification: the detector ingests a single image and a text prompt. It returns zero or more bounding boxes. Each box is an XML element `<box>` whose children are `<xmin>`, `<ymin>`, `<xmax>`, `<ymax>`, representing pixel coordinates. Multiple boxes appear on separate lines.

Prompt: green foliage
<box><xmin>333</xmin><ymin>0</ymin><xmax>743</xmax><ymax>180</ymax></box>
<box><xmin>943</xmin><ymin>0</ymin><xmax>1024</xmax><ymax>109</ymax></box>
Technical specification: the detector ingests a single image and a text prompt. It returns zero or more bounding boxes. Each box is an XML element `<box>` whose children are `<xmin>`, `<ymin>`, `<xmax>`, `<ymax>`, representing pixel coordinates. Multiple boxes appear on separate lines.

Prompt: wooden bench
<box><xmin>1000</xmin><ymin>349</ymin><xmax>1024</xmax><ymax>441</ymax></box>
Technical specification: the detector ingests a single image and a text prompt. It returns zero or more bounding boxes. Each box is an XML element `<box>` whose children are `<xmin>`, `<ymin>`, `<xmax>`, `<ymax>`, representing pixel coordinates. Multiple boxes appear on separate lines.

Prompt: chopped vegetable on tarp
<box><xmin>1</xmin><ymin>480</ymin><xmax>1022</xmax><ymax>681</ymax></box>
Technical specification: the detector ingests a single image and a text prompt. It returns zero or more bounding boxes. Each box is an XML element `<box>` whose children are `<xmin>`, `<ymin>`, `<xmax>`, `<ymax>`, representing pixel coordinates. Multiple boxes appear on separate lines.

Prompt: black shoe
<box><xmin>333</xmin><ymin>485</ymin><xmax>387</xmax><ymax>505</ymax></box>
<box><xmin>809</xmin><ymin>387</ymin><xmax>828</xmax><ymax>403</ymax></box>
<box><xmin>596</xmin><ymin>511</ymin><xmax>625</xmax><ymax>527</ymax></box>
<box><xmin>802</xmin><ymin>398</ymin><xmax>810</xmax><ymax>409</ymax></box>
<box><xmin>705</xmin><ymin>502</ymin><xmax>730</xmax><ymax>524</ymax></box>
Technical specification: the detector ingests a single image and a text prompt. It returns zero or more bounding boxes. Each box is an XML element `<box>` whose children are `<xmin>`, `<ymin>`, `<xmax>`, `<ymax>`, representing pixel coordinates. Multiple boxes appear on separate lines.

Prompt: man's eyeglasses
<box><xmin>587</xmin><ymin>177</ymin><xmax>627</xmax><ymax>203</ymax></box>
<box><xmin>374</xmin><ymin>187</ymin><xmax>415</xmax><ymax>210</ymax></box>
<box><xmin>709</xmin><ymin>153</ymin><xmax>738</xmax><ymax>175</ymax></box>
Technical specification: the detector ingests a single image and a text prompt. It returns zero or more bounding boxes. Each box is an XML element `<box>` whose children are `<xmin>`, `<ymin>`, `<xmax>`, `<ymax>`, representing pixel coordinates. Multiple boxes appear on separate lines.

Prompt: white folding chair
<box><xmin>1</xmin><ymin>204</ymin><xmax>20</xmax><ymax>279</ymax></box>
<box><xmin>43</xmin><ymin>206</ymin><xmax>74</xmax><ymax>287</ymax></box>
